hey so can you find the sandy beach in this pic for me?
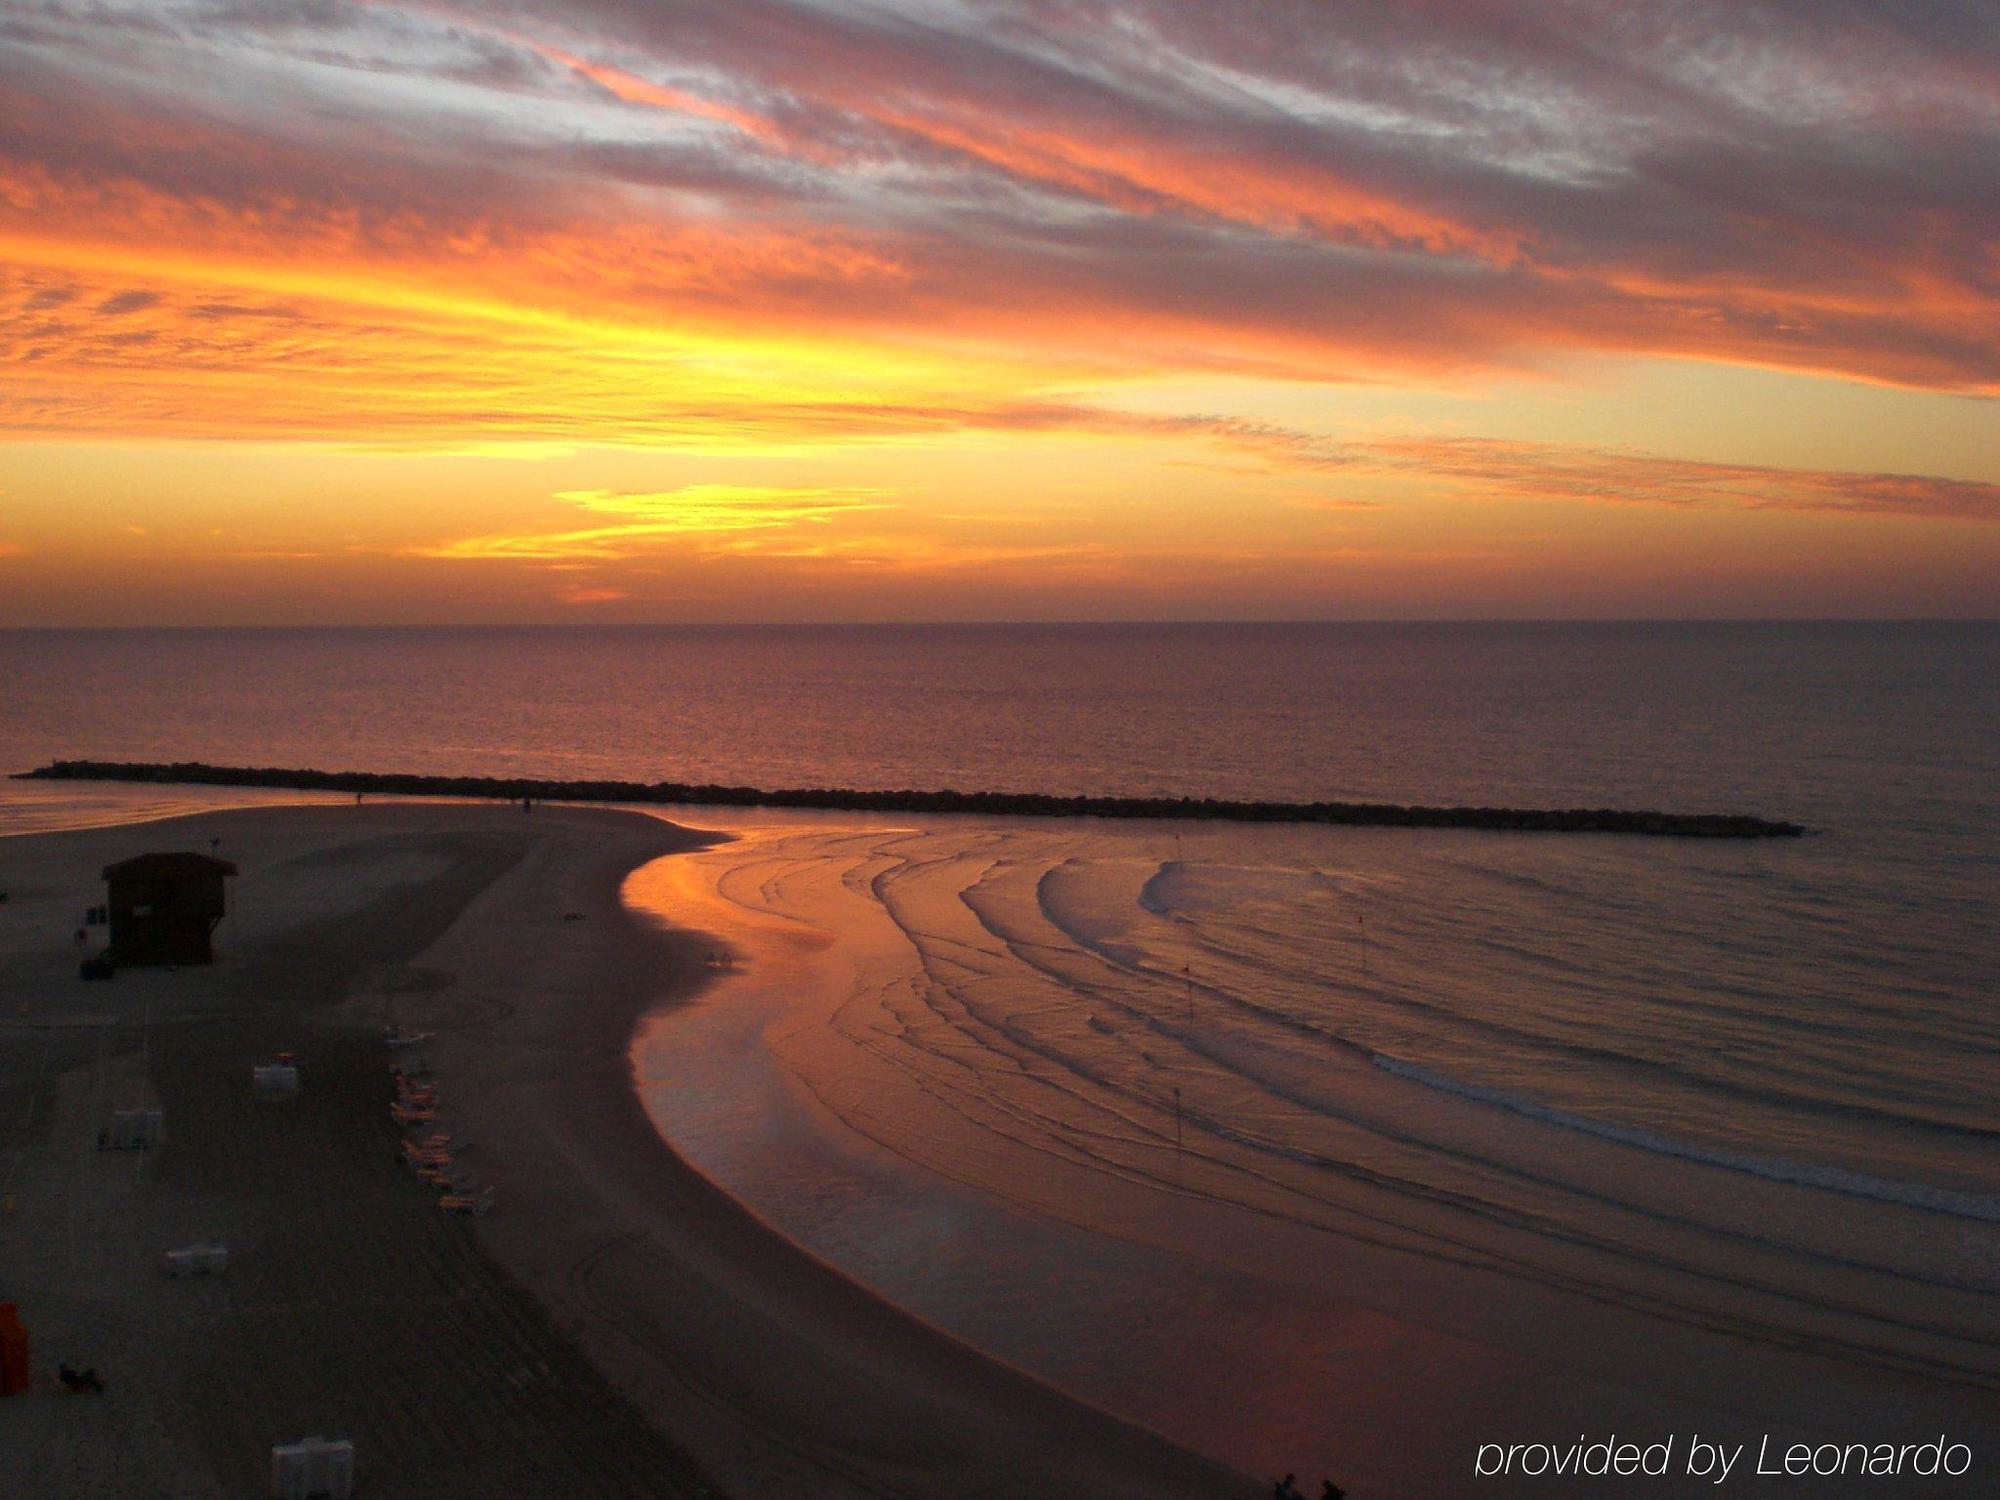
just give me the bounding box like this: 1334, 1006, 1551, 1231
0, 802, 1259, 1498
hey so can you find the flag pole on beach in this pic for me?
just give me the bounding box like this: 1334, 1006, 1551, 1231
1173, 1085, 1183, 1181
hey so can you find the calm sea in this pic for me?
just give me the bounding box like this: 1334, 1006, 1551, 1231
3, 621, 1996, 818
4, 622, 1995, 1492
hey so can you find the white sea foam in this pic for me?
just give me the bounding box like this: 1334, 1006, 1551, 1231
1370, 1053, 2000, 1223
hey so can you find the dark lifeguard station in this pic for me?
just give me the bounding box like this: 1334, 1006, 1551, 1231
101, 852, 238, 965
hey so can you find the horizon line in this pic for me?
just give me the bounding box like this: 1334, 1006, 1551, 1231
1, 616, 1997, 632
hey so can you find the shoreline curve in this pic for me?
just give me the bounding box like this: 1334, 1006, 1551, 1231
0, 798, 1260, 1498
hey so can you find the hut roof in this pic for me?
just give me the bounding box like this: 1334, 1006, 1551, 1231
102, 851, 240, 881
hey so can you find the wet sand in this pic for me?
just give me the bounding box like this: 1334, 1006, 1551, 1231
0, 802, 1259, 1498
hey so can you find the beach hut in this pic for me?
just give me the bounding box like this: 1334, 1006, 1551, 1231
101, 852, 237, 965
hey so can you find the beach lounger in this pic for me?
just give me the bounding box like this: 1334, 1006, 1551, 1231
100, 1107, 164, 1150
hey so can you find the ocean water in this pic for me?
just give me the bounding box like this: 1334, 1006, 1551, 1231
4, 620, 1993, 818
4, 622, 1996, 1492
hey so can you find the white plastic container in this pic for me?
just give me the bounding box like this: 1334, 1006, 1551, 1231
162, 1243, 229, 1277
270, 1436, 354, 1498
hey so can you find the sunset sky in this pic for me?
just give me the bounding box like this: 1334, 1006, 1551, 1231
2, 0, 1995, 623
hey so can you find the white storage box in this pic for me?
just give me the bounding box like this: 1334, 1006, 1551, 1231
271, 1435, 354, 1499
162, 1243, 229, 1277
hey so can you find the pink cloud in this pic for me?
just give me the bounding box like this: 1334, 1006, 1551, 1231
1289, 436, 2000, 522
0, 0, 1994, 401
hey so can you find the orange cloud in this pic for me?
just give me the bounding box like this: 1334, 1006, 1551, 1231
422, 485, 890, 560
1313, 438, 2000, 522
534, 43, 788, 148
3, 0, 1995, 472
2, 0, 1996, 624
859, 103, 1516, 261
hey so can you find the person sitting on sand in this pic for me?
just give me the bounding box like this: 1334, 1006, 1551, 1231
1273, 1474, 1303, 1500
